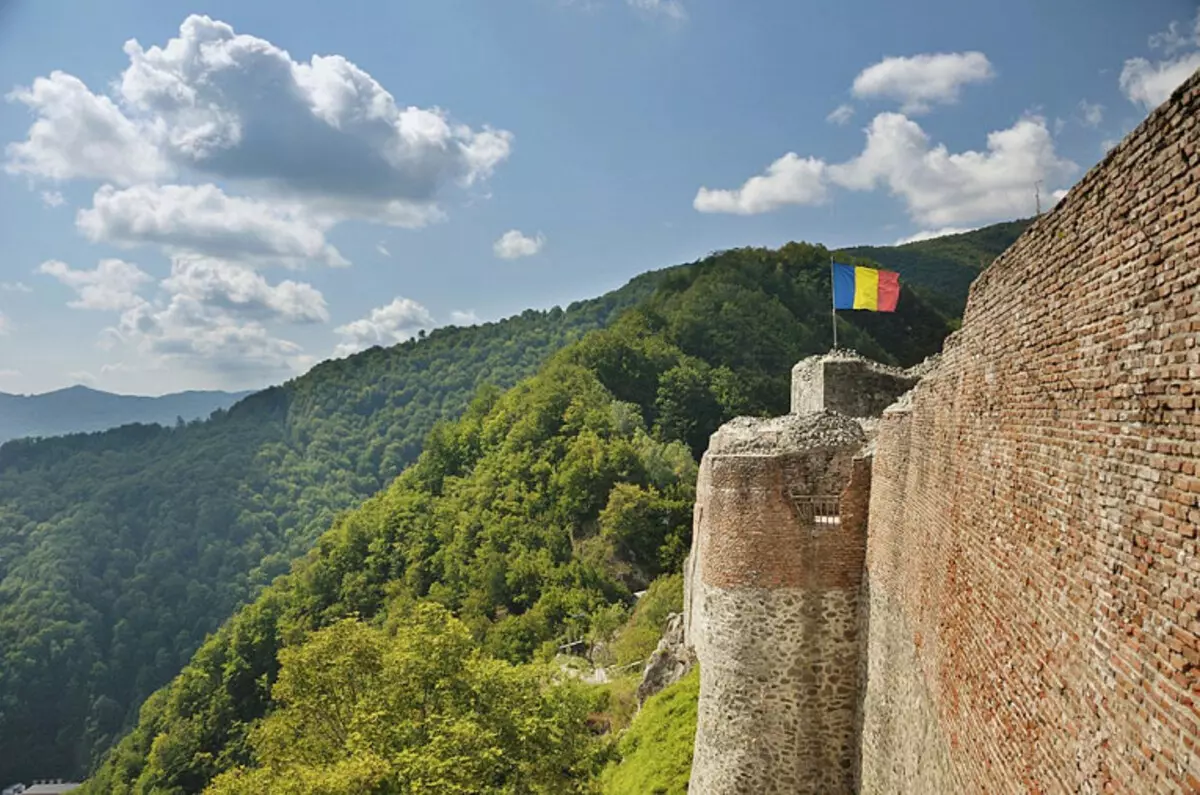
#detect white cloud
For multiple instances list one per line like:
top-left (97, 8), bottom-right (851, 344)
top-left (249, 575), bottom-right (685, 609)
top-left (1120, 53), bottom-right (1200, 110)
top-left (826, 104), bottom-right (855, 125)
top-left (37, 258), bottom-right (152, 311)
top-left (334, 297), bottom-right (434, 356)
top-left (0, 282), bottom-right (31, 293)
top-left (694, 153), bottom-right (828, 214)
top-left (0, 369), bottom-right (20, 378)
top-left (695, 112), bottom-right (1076, 227)
top-left (68, 370), bottom-right (97, 385)
top-left (894, 226), bottom-right (975, 245)
top-left (40, 190), bottom-right (64, 207)
top-left (376, 242), bottom-right (391, 257)
top-left (851, 52), bottom-right (995, 114)
top-left (1121, 11), bottom-right (1200, 111)
top-left (6, 15), bottom-right (512, 226)
top-left (5, 71), bottom-right (171, 185)
top-left (828, 113), bottom-right (1076, 226)
top-left (626, 0), bottom-right (686, 21)
top-left (76, 183), bottom-right (348, 268)
top-left (493, 229), bottom-right (546, 259)
top-left (1148, 13), bottom-right (1200, 54)
top-left (1077, 100), bottom-right (1104, 127)
top-left (1101, 138), bottom-right (1120, 154)
top-left (161, 257), bottom-right (329, 323)
top-left (450, 309), bottom-right (482, 326)
top-left (109, 294), bottom-right (308, 381)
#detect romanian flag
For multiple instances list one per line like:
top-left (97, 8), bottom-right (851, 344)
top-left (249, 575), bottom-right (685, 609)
top-left (832, 263), bottom-right (900, 312)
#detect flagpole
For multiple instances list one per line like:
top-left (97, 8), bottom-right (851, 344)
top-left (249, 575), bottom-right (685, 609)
top-left (830, 255), bottom-right (838, 350)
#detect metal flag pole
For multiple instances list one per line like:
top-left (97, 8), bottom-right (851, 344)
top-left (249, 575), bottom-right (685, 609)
top-left (830, 255), bottom-right (838, 350)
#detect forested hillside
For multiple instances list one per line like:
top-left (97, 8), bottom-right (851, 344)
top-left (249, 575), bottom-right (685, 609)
top-left (80, 240), bottom-right (958, 793)
top-left (0, 280), bottom-right (657, 784)
top-left (0, 386), bottom-right (251, 445)
top-left (0, 222), bottom-right (1028, 786)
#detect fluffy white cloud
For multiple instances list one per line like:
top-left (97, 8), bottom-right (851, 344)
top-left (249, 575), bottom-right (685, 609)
top-left (893, 227), bottom-right (975, 245)
top-left (334, 297), bottom-right (435, 356)
top-left (77, 184), bottom-right (348, 268)
top-left (1121, 11), bottom-right (1200, 111)
top-left (40, 190), bottom-right (64, 207)
top-left (110, 294), bottom-right (308, 380)
top-left (162, 258), bottom-right (329, 323)
top-left (695, 113), bottom-right (1076, 227)
top-left (5, 71), bottom-right (171, 185)
top-left (826, 104), bottom-right (854, 125)
top-left (694, 154), bottom-right (828, 214)
top-left (0, 282), bottom-right (31, 293)
top-left (450, 309), bottom-right (482, 326)
top-left (829, 113), bottom-right (1076, 226)
top-left (6, 15), bottom-right (512, 226)
top-left (626, 0), bottom-right (686, 21)
top-left (1077, 100), bottom-right (1104, 128)
top-left (37, 258), bottom-right (152, 311)
top-left (493, 230), bottom-right (546, 259)
top-left (852, 52), bottom-right (994, 114)
top-left (376, 243), bottom-right (391, 257)
top-left (1120, 53), bottom-right (1200, 110)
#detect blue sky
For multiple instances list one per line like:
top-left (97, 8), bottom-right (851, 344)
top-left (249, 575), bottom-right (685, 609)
top-left (0, 0), bottom-right (1196, 395)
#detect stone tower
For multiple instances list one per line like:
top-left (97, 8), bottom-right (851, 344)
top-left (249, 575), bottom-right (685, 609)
top-left (684, 352), bottom-right (916, 794)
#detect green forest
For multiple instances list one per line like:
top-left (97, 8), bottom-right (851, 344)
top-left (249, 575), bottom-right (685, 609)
top-left (0, 222), bottom-right (1028, 790)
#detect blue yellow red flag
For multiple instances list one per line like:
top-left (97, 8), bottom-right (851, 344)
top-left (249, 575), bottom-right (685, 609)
top-left (832, 263), bottom-right (900, 311)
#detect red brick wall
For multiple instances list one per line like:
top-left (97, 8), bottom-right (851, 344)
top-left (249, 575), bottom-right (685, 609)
top-left (862, 71), bottom-right (1200, 793)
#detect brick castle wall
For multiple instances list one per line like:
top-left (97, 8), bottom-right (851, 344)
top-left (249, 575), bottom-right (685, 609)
top-left (860, 70), bottom-right (1200, 793)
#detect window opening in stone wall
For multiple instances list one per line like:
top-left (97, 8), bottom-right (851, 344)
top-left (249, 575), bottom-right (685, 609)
top-left (789, 492), bottom-right (841, 532)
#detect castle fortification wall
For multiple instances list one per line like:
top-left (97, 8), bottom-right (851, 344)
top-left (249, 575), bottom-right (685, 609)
top-left (861, 72), bottom-right (1200, 792)
top-left (685, 413), bottom-right (870, 794)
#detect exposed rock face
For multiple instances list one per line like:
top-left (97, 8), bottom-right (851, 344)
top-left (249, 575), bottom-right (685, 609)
top-left (635, 612), bottom-right (695, 706)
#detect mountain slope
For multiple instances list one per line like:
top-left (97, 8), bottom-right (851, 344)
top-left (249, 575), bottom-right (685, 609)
top-left (0, 387), bottom-right (252, 444)
top-left (0, 221), bottom-right (1028, 785)
top-left (81, 239), bottom-right (957, 793)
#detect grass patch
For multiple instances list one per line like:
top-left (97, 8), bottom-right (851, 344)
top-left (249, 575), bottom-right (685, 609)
top-left (598, 666), bottom-right (699, 795)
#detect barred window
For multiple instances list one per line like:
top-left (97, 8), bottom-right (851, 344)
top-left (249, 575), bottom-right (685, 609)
top-left (789, 492), bottom-right (841, 529)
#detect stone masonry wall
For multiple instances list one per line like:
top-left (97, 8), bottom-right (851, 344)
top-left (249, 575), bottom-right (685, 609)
top-left (861, 71), bottom-right (1200, 793)
top-left (791, 353), bottom-right (920, 418)
top-left (686, 413), bottom-right (870, 794)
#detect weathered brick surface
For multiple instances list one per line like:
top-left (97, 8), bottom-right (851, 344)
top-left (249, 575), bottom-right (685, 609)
top-left (861, 70), bottom-right (1200, 793)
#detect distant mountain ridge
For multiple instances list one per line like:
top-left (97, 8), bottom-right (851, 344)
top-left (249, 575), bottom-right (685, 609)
top-left (0, 386), bottom-right (253, 444)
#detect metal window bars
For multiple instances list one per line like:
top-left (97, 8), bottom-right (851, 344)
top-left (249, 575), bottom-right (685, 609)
top-left (788, 491), bottom-right (841, 532)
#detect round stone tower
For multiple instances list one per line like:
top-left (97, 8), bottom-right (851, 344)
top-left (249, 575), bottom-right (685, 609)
top-left (684, 410), bottom-right (871, 795)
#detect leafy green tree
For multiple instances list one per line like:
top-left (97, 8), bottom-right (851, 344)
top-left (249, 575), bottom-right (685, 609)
top-left (204, 606), bottom-right (597, 795)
